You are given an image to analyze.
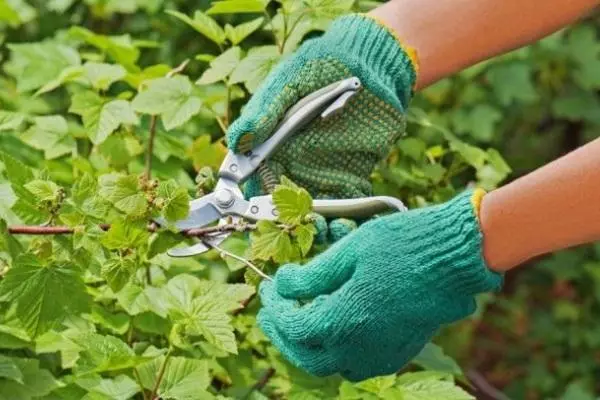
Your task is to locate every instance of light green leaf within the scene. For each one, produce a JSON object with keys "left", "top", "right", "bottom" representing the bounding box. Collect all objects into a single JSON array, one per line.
[
  {"left": 157, "top": 180, "right": 190, "bottom": 222},
  {"left": 398, "top": 137, "right": 426, "bottom": 161},
  {"left": 486, "top": 63, "right": 538, "bottom": 106},
  {"left": 250, "top": 220, "right": 294, "bottom": 264},
  {"left": 449, "top": 140, "right": 487, "bottom": 170},
  {"left": 197, "top": 46, "right": 241, "bottom": 85},
  {"left": 69, "top": 91, "right": 138, "bottom": 144},
  {"left": 20, "top": 115, "right": 75, "bottom": 159},
  {"left": 24, "top": 179, "right": 60, "bottom": 201},
  {"left": 98, "top": 174, "right": 147, "bottom": 217},
  {"left": 132, "top": 75, "right": 203, "bottom": 130},
  {"left": 272, "top": 177, "right": 312, "bottom": 224},
  {"left": 101, "top": 257, "right": 136, "bottom": 293},
  {"left": 0, "top": 355, "right": 24, "bottom": 383},
  {"left": 293, "top": 223, "right": 316, "bottom": 256},
  {"left": 0, "top": 0, "right": 20, "bottom": 26},
  {"left": 137, "top": 356, "right": 211, "bottom": 399},
  {"left": 166, "top": 10, "right": 226, "bottom": 45},
  {"left": 398, "top": 376, "right": 474, "bottom": 400},
  {"left": 75, "top": 374, "right": 139, "bottom": 400},
  {"left": 68, "top": 27, "right": 140, "bottom": 70},
  {"left": 0, "top": 255, "right": 91, "bottom": 337},
  {"left": 47, "top": 0, "right": 77, "bottom": 12},
  {"left": 6, "top": 41, "right": 81, "bottom": 92},
  {"left": 87, "top": 306, "right": 130, "bottom": 335},
  {"left": 0, "top": 324, "right": 30, "bottom": 349},
  {"left": 0, "top": 111, "right": 25, "bottom": 131},
  {"left": 72, "top": 332, "right": 150, "bottom": 375},
  {"left": 230, "top": 45, "right": 281, "bottom": 93},
  {"left": 206, "top": 0, "right": 267, "bottom": 14},
  {"left": 225, "top": 17, "right": 264, "bottom": 45},
  {"left": 0, "top": 357, "right": 63, "bottom": 399},
  {"left": 117, "top": 283, "right": 167, "bottom": 317},
  {"left": 412, "top": 343, "right": 464, "bottom": 377},
  {"left": 84, "top": 62, "right": 127, "bottom": 90},
  {"left": 100, "top": 221, "right": 149, "bottom": 250},
  {"left": 34, "top": 65, "right": 84, "bottom": 96}
]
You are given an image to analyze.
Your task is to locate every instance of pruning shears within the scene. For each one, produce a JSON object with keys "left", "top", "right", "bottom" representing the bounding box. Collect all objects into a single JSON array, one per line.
[{"left": 158, "top": 77, "right": 407, "bottom": 257}]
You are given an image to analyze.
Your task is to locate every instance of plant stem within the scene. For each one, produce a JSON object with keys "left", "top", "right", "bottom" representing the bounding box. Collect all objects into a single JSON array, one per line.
[
  {"left": 150, "top": 347, "right": 173, "bottom": 400},
  {"left": 263, "top": 10, "right": 283, "bottom": 53},
  {"left": 145, "top": 264, "right": 152, "bottom": 286},
  {"left": 204, "top": 241, "right": 273, "bottom": 282},
  {"left": 133, "top": 368, "right": 149, "bottom": 400},
  {"left": 243, "top": 368, "right": 275, "bottom": 399},
  {"left": 144, "top": 115, "right": 158, "bottom": 180}
]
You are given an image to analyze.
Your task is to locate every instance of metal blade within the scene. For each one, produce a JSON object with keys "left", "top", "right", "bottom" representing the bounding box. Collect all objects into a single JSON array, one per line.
[{"left": 167, "top": 193, "right": 222, "bottom": 230}]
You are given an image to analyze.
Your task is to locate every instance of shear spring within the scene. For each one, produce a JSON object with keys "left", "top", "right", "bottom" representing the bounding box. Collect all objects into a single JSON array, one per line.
[{"left": 258, "top": 162, "right": 278, "bottom": 193}]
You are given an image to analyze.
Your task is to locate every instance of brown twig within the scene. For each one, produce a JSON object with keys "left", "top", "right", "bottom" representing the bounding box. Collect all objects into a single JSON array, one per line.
[
  {"left": 150, "top": 347, "right": 173, "bottom": 400},
  {"left": 243, "top": 368, "right": 275, "bottom": 399},
  {"left": 466, "top": 369, "right": 511, "bottom": 400}
]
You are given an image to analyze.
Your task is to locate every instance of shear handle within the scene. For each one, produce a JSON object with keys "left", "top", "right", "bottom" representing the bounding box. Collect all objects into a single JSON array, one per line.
[
  {"left": 219, "top": 77, "right": 362, "bottom": 183},
  {"left": 313, "top": 196, "right": 407, "bottom": 219}
]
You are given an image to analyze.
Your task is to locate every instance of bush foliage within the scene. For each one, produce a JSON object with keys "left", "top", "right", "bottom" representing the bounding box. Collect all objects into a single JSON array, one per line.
[{"left": 0, "top": 1, "right": 597, "bottom": 399}]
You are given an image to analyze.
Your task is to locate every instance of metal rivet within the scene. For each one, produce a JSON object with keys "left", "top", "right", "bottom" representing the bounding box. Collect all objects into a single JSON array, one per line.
[
  {"left": 215, "top": 190, "right": 234, "bottom": 208},
  {"left": 272, "top": 209, "right": 279, "bottom": 217},
  {"left": 251, "top": 206, "right": 259, "bottom": 214},
  {"left": 230, "top": 164, "right": 238, "bottom": 172}
]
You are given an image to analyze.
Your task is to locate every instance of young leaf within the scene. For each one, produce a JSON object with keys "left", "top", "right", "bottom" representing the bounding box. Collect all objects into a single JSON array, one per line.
[
  {"left": 397, "top": 374, "right": 474, "bottom": 399},
  {"left": 411, "top": 343, "right": 464, "bottom": 378},
  {"left": 166, "top": 10, "right": 226, "bottom": 45},
  {"left": 0, "top": 111, "right": 25, "bottom": 131},
  {"left": 0, "top": 357, "right": 63, "bottom": 398},
  {"left": 74, "top": 374, "right": 139, "bottom": 400},
  {"left": 225, "top": 17, "right": 264, "bottom": 45},
  {"left": 100, "top": 221, "right": 149, "bottom": 250},
  {"left": 117, "top": 283, "right": 168, "bottom": 317},
  {"left": 272, "top": 177, "right": 312, "bottom": 225},
  {"left": 293, "top": 223, "right": 316, "bottom": 256},
  {"left": 0, "top": 354, "right": 24, "bottom": 383},
  {"left": 24, "top": 180, "right": 60, "bottom": 202},
  {"left": 68, "top": 27, "right": 140, "bottom": 70},
  {"left": 230, "top": 45, "right": 281, "bottom": 93},
  {"left": 132, "top": 76, "right": 203, "bottom": 130},
  {"left": 250, "top": 220, "right": 295, "bottom": 264},
  {"left": 69, "top": 91, "right": 138, "bottom": 144},
  {"left": 98, "top": 174, "right": 147, "bottom": 217},
  {"left": 83, "top": 62, "right": 127, "bottom": 90},
  {"left": 137, "top": 356, "right": 211, "bottom": 399},
  {"left": 0, "top": 255, "right": 91, "bottom": 337},
  {"left": 206, "top": 0, "right": 268, "bottom": 15},
  {"left": 157, "top": 180, "right": 190, "bottom": 222},
  {"left": 197, "top": 46, "right": 241, "bottom": 85},
  {"left": 34, "top": 65, "right": 84, "bottom": 96},
  {"left": 87, "top": 306, "right": 130, "bottom": 335},
  {"left": 101, "top": 257, "right": 136, "bottom": 293},
  {"left": 20, "top": 115, "right": 75, "bottom": 159}
]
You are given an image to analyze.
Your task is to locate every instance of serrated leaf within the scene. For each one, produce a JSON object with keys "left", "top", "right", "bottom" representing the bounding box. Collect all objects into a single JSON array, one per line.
[
  {"left": 166, "top": 10, "right": 225, "bottom": 45},
  {"left": 101, "top": 257, "right": 136, "bottom": 292},
  {"left": 0, "top": 255, "right": 91, "bottom": 337},
  {"left": 449, "top": 140, "right": 487, "bottom": 170},
  {"left": 197, "top": 46, "right": 241, "bottom": 85},
  {"left": 72, "top": 332, "right": 150, "bottom": 375},
  {"left": 68, "top": 27, "right": 139, "bottom": 70},
  {"left": 272, "top": 179, "right": 312, "bottom": 224},
  {"left": 84, "top": 62, "right": 127, "bottom": 90},
  {"left": 6, "top": 41, "right": 81, "bottom": 92},
  {"left": 157, "top": 180, "right": 190, "bottom": 222},
  {"left": 117, "top": 283, "right": 167, "bottom": 317},
  {"left": 293, "top": 223, "right": 316, "bottom": 256},
  {"left": 398, "top": 376, "right": 474, "bottom": 400},
  {"left": 225, "top": 17, "right": 264, "bottom": 45},
  {"left": 20, "top": 115, "right": 75, "bottom": 159},
  {"left": 412, "top": 343, "right": 464, "bottom": 377},
  {"left": 230, "top": 45, "right": 281, "bottom": 93},
  {"left": 98, "top": 174, "right": 147, "bottom": 217},
  {"left": 101, "top": 221, "right": 149, "bottom": 250},
  {"left": 0, "top": 357, "right": 63, "bottom": 398},
  {"left": 87, "top": 306, "right": 130, "bottom": 335},
  {"left": 75, "top": 374, "right": 139, "bottom": 400},
  {"left": 207, "top": 0, "right": 267, "bottom": 14},
  {"left": 34, "top": 65, "right": 84, "bottom": 96},
  {"left": 137, "top": 356, "right": 211, "bottom": 399},
  {"left": 24, "top": 179, "right": 60, "bottom": 201},
  {"left": 69, "top": 91, "right": 138, "bottom": 144},
  {"left": 132, "top": 75, "right": 203, "bottom": 130},
  {"left": 250, "top": 220, "right": 294, "bottom": 263},
  {"left": 0, "top": 355, "right": 24, "bottom": 383},
  {"left": 71, "top": 173, "right": 97, "bottom": 205},
  {"left": 1, "top": 151, "right": 34, "bottom": 187},
  {"left": 0, "top": 110, "right": 24, "bottom": 131},
  {"left": 486, "top": 63, "right": 538, "bottom": 106}
]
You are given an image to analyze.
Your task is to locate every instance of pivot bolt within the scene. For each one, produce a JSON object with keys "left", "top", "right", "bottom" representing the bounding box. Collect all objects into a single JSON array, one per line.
[{"left": 215, "top": 189, "right": 234, "bottom": 208}]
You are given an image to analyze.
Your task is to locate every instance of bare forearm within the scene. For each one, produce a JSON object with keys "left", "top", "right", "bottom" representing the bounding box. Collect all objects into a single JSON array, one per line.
[
  {"left": 480, "top": 138, "right": 600, "bottom": 272},
  {"left": 370, "top": 0, "right": 598, "bottom": 89}
]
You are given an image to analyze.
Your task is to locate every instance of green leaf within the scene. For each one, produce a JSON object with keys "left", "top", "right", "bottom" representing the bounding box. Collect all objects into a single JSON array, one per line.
[
  {"left": 398, "top": 137, "right": 426, "bottom": 161},
  {"left": 117, "top": 283, "right": 167, "bottom": 317},
  {"left": 397, "top": 375, "right": 473, "bottom": 400},
  {"left": 137, "top": 356, "right": 211, "bottom": 399},
  {"left": 20, "top": 115, "right": 75, "bottom": 159},
  {"left": 451, "top": 104, "right": 502, "bottom": 142},
  {"left": 166, "top": 10, "right": 226, "bottom": 45},
  {"left": 24, "top": 179, "right": 60, "bottom": 201},
  {"left": 0, "top": 111, "right": 25, "bottom": 131},
  {"left": 75, "top": 374, "right": 139, "bottom": 400},
  {"left": 101, "top": 221, "right": 149, "bottom": 250},
  {"left": 293, "top": 223, "right": 316, "bottom": 256},
  {"left": 206, "top": 0, "right": 268, "bottom": 14},
  {"left": 69, "top": 91, "right": 138, "bottom": 144},
  {"left": 486, "top": 63, "right": 538, "bottom": 106},
  {"left": 188, "top": 135, "right": 227, "bottom": 170},
  {"left": 197, "top": 46, "right": 241, "bottom": 85},
  {"left": 0, "top": 357, "right": 63, "bottom": 399},
  {"left": 225, "top": 17, "right": 264, "bottom": 45},
  {"left": 230, "top": 45, "right": 281, "bottom": 93},
  {"left": 157, "top": 180, "right": 190, "bottom": 222},
  {"left": 98, "top": 174, "right": 147, "bottom": 217},
  {"left": 6, "top": 42, "right": 81, "bottom": 92},
  {"left": 87, "top": 306, "right": 130, "bottom": 335},
  {"left": 272, "top": 176, "right": 312, "bottom": 224},
  {"left": 132, "top": 76, "right": 203, "bottom": 130},
  {"left": 72, "top": 332, "right": 150, "bottom": 375},
  {"left": 0, "top": 255, "right": 91, "bottom": 337},
  {"left": 83, "top": 62, "right": 127, "bottom": 90},
  {"left": 0, "top": 0, "right": 20, "bottom": 26},
  {"left": 411, "top": 343, "right": 464, "bottom": 377},
  {"left": 449, "top": 140, "right": 487, "bottom": 170},
  {"left": 250, "top": 220, "right": 294, "bottom": 264},
  {"left": 68, "top": 27, "right": 140, "bottom": 70},
  {"left": 0, "top": 323, "right": 30, "bottom": 349},
  {"left": 34, "top": 65, "right": 84, "bottom": 96},
  {"left": 101, "top": 257, "right": 136, "bottom": 292},
  {"left": 0, "top": 355, "right": 24, "bottom": 383}
]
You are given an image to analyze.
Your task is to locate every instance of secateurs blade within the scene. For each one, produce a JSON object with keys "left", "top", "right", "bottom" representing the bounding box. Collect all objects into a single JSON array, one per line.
[{"left": 156, "top": 77, "right": 408, "bottom": 257}]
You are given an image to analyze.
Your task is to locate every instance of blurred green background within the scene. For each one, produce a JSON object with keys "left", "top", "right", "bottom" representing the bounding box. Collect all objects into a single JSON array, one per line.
[{"left": 1, "top": 1, "right": 599, "bottom": 398}]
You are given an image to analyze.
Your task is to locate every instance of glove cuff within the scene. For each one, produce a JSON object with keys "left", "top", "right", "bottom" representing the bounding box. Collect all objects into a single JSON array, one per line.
[
  {"left": 320, "top": 14, "right": 418, "bottom": 112},
  {"left": 383, "top": 189, "right": 503, "bottom": 295}
]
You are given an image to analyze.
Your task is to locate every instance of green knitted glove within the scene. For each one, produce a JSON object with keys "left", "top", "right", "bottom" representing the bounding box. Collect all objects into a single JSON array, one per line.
[
  {"left": 226, "top": 14, "right": 418, "bottom": 199},
  {"left": 258, "top": 190, "right": 503, "bottom": 382}
]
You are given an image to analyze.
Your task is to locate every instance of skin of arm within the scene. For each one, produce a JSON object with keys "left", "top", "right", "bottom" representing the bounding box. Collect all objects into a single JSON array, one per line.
[
  {"left": 369, "top": 0, "right": 599, "bottom": 89},
  {"left": 369, "top": 0, "right": 600, "bottom": 272}
]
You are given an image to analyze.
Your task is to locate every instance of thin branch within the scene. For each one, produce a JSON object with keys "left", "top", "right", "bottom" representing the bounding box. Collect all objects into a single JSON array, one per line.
[
  {"left": 204, "top": 241, "right": 272, "bottom": 282},
  {"left": 166, "top": 59, "right": 190, "bottom": 78},
  {"left": 150, "top": 347, "right": 173, "bottom": 400},
  {"left": 145, "top": 264, "right": 152, "bottom": 286},
  {"left": 466, "top": 369, "right": 511, "bottom": 400},
  {"left": 133, "top": 368, "right": 150, "bottom": 400},
  {"left": 243, "top": 368, "right": 275, "bottom": 399},
  {"left": 145, "top": 115, "right": 158, "bottom": 180}
]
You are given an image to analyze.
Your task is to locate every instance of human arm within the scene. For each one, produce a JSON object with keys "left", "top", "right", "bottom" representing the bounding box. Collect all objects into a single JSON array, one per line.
[
  {"left": 370, "top": 0, "right": 599, "bottom": 89},
  {"left": 481, "top": 137, "right": 600, "bottom": 271}
]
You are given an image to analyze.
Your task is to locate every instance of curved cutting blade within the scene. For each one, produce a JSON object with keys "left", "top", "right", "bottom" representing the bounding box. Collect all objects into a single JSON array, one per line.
[{"left": 157, "top": 193, "right": 222, "bottom": 231}]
